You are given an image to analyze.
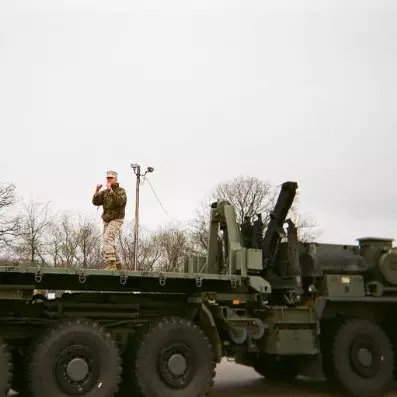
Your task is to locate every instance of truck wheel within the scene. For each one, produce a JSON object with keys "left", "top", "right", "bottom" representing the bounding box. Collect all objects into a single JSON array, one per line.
[
  {"left": 319, "top": 321, "right": 339, "bottom": 387},
  {"left": 28, "top": 318, "right": 122, "bottom": 397},
  {"left": 331, "top": 319, "right": 393, "bottom": 397},
  {"left": 0, "top": 339, "right": 12, "bottom": 395},
  {"left": 11, "top": 347, "right": 28, "bottom": 394},
  {"left": 253, "top": 354, "right": 300, "bottom": 381},
  {"left": 126, "top": 316, "right": 215, "bottom": 397}
]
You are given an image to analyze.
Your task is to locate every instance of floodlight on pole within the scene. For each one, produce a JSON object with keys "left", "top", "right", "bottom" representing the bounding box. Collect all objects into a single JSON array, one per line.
[{"left": 130, "top": 163, "right": 154, "bottom": 271}]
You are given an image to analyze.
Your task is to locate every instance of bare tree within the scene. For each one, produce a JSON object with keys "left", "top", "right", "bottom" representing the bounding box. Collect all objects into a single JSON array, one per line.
[
  {"left": 47, "top": 214, "right": 102, "bottom": 269},
  {"left": 61, "top": 215, "right": 80, "bottom": 267},
  {"left": 75, "top": 215, "right": 102, "bottom": 268},
  {"left": 118, "top": 221, "right": 161, "bottom": 271},
  {"left": 0, "top": 180, "right": 20, "bottom": 246},
  {"left": 288, "top": 192, "right": 320, "bottom": 242},
  {"left": 47, "top": 219, "right": 65, "bottom": 267},
  {"left": 213, "top": 176, "right": 275, "bottom": 223},
  {"left": 152, "top": 225, "right": 192, "bottom": 272},
  {"left": 14, "top": 201, "right": 53, "bottom": 265},
  {"left": 47, "top": 215, "right": 79, "bottom": 268},
  {"left": 136, "top": 232, "right": 162, "bottom": 271},
  {"left": 190, "top": 176, "right": 319, "bottom": 252}
]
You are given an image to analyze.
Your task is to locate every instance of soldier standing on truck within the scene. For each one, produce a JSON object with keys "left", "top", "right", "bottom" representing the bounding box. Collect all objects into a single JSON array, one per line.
[
  {"left": 252, "top": 213, "right": 264, "bottom": 249},
  {"left": 240, "top": 216, "right": 253, "bottom": 248},
  {"left": 92, "top": 170, "right": 127, "bottom": 270}
]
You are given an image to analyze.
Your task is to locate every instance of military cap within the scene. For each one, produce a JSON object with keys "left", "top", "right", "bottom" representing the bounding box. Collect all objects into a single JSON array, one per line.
[{"left": 106, "top": 170, "right": 118, "bottom": 178}]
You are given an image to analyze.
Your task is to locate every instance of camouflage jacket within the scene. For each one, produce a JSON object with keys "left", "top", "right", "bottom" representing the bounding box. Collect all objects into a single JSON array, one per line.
[{"left": 92, "top": 183, "right": 127, "bottom": 223}]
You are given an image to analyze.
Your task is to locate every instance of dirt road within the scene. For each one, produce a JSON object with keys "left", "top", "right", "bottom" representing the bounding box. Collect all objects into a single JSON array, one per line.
[
  {"left": 214, "top": 360, "right": 334, "bottom": 397},
  {"left": 213, "top": 360, "right": 397, "bottom": 397}
]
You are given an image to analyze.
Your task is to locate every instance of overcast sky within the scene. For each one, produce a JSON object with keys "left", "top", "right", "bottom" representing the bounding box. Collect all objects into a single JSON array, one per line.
[{"left": 1, "top": 0, "right": 396, "bottom": 244}]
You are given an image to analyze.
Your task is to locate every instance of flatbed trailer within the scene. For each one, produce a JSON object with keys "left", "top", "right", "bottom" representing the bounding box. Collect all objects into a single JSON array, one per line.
[
  {"left": 2, "top": 182, "right": 397, "bottom": 397},
  {"left": 0, "top": 265, "right": 246, "bottom": 294},
  {"left": 0, "top": 264, "right": 268, "bottom": 397}
]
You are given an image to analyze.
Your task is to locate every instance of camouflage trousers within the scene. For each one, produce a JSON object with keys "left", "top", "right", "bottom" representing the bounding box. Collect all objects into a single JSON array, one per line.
[{"left": 102, "top": 219, "right": 123, "bottom": 265}]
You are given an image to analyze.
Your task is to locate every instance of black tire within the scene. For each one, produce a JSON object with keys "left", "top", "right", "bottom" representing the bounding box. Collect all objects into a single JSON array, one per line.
[
  {"left": 11, "top": 347, "right": 28, "bottom": 394},
  {"left": 28, "top": 318, "right": 122, "bottom": 397},
  {"left": 0, "top": 338, "right": 12, "bottom": 395},
  {"left": 319, "top": 321, "right": 340, "bottom": 387},
  {"left": 253, "top": 354, "right": 300, "bottom": 381},
  {"left": 331, "top": 319, "right": 394, "bottom": 397},
  {"left": 124, "top": 316, "right": 215, "bottom": 397}
]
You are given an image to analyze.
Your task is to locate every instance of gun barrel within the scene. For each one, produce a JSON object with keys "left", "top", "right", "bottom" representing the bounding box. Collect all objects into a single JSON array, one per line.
[{"left": 262, "top": 181, "right": 298, "bottom": 266}]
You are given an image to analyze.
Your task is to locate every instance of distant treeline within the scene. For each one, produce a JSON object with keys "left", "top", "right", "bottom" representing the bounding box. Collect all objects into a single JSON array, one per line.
[{"left": 0, "top": 176, "right": 319, "bottom": 271}]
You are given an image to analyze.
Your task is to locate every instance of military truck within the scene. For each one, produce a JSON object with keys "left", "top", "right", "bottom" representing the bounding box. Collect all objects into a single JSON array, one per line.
[{"left": 0, "top": 181, "right": 396, "bottom": 397}]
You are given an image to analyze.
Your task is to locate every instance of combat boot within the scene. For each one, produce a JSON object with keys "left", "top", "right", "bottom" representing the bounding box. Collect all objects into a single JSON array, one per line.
[{"left": 105, "top": 260, "right": 117, "bottom": 271}]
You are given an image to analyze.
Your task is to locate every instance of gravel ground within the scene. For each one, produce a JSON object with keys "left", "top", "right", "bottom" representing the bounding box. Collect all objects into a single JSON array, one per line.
[{"left": 8, "top": 359, "right": 397, "bottom": 396}]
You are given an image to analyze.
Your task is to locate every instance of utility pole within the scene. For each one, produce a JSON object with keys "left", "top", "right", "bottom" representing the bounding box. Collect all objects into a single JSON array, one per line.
[{"left": 130, "top": 163, "right": 154, "bottom": 271}]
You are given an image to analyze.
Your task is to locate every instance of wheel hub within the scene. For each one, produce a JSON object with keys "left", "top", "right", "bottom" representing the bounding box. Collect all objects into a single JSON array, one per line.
[
  {"left": 55, "top": 345, "right": 99, "bottom": 394},
  {"left": 167, "top": 354, "right": 187, "bottom": 376},
  {"left": 157, "top": 342, "right": 195, "bottom": 389},
  {"left": 350, "top": 338, "right": 380, "bottom": 378},
  {"left": 357, "top": 347, "right": 373, "bottom": 368},
  {"left": 66, "top": 357, "right": 89, "bottom": 382}
]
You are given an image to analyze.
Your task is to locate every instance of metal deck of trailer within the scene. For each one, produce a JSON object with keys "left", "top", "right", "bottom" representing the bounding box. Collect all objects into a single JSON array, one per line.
[{"left": 0, "top": 266, "right": 248, "bottom": 294}]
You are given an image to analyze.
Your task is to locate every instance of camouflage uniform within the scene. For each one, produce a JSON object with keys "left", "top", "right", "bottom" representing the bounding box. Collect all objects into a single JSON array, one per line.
[
  {"left": 102, "top": 219, "right": 124, "bottom": 267},
  {"left": 240, "top": 216, "right": 253, "bottom": 248},
  {"left": 92, "top": 171, "right": 127, "bottom": 270},
  {"left": 252, "top": 214, "right": 264, "bottom": 249}
]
